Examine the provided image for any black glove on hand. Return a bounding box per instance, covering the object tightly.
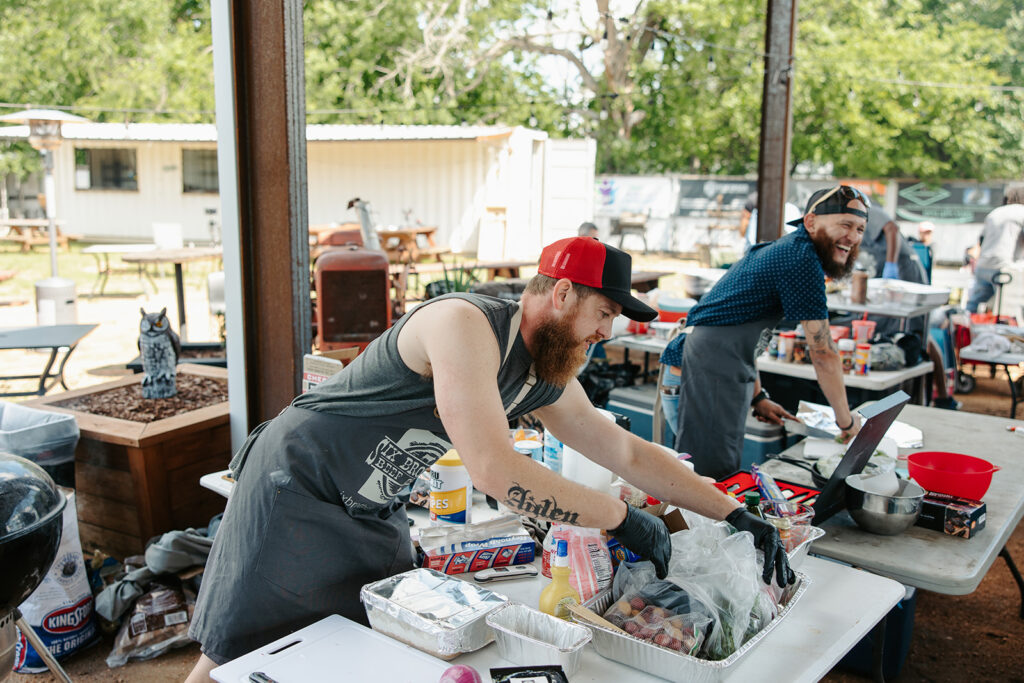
[725,507,796,587]
[609,503,672,579]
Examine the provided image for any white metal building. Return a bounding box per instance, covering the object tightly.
[0,123,596,260]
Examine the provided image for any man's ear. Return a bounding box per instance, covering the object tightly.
[551,278,573,311]
[803,212,816,234]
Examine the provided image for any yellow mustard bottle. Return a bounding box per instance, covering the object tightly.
[539,539,580,620]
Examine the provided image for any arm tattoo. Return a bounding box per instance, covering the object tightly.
[806,321,837,353]
[504,483,580,524]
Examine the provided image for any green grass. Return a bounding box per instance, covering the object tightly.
[0,243,221,300]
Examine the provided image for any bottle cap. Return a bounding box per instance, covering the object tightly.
[744,491,761,506]
[556,539,568,557]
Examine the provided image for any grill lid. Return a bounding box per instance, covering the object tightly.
[0,452,65,543]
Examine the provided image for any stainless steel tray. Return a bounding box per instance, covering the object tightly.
[360,568,507,660]
[577,572,810,683]
[486,603,591,677]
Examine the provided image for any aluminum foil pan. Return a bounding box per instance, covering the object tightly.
[787,525,825,570]
[360,568,507,660]
[485,603,591,677]
[577,572,810,683]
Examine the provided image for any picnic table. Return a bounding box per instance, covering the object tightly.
[0,218,77,252]
[121,246,223,342]
[378,226,449,264]
[0,324,97,397]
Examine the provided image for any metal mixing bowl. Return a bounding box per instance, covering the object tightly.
[844,474,925,536]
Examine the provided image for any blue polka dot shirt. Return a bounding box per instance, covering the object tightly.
[660,226,829,367]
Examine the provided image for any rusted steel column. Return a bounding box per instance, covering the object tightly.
[228,0,310,425]
[756,0,798,243]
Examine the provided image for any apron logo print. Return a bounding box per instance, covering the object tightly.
[362,435,448,501]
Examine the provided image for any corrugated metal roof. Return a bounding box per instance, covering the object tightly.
[0,122,518,143]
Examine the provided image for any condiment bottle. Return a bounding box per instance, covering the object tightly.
[838,338,855,373]
[539,539,580,620]
[743,491,766,519]
[855,343,871,375]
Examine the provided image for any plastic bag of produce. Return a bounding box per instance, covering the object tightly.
[602,579,714,655]
[13,490,99,673]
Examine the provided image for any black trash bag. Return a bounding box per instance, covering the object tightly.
[578,360,641,407]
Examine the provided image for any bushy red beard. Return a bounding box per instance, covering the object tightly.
[812,230,859,280]
[531,305,588,387]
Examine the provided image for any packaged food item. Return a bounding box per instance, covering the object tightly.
[838,338,856,373]
[105,578,195,668]
[429,449,472,525]
[420,515,535,574]
[855,343,871,375]
[778,331,796,362]
[539,540,580,620]
[792,334,808,364]
[489,666,568,683]
[540,527,613,599]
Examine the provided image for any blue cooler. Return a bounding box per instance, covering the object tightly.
[741,413,791,471]
[605,384,673,445]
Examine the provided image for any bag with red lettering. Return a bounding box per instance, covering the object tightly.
[14,490,100,673]
[548,526,613,601]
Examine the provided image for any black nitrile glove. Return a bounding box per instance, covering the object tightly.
[725,507,796,587]
[609,503,671,579]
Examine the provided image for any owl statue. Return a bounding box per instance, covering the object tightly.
[138,307,181,399]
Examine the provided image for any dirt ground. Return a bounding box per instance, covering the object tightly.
[4,256,1023,682]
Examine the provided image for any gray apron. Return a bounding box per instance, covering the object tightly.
[673,318,777,480]
[190,298,554,663]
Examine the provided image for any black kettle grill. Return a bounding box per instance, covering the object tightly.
[0,453,72,682]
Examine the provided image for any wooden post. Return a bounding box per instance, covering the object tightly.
[756,0,798,244]
[219,0,311,426]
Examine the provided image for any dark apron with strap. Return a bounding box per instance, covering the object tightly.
[673,318,777,480]
[190,306,539,663]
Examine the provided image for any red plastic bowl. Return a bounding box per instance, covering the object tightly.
[907,451,1000,500]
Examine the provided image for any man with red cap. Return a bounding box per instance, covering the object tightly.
[185,236,791,681]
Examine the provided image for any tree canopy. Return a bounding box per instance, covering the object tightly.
[0,0,1020,180]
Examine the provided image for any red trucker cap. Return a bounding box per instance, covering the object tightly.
[538,237,657,322]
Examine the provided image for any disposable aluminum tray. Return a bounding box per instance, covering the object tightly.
[360,568,507,660]
[788,525,825,570]
[867,278,950,306]
[485,603,592,677]
[577,572,810,683]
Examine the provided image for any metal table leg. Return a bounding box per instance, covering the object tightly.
[1000,546,1024,619]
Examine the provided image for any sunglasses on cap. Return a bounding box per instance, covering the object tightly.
[807,185,871,218]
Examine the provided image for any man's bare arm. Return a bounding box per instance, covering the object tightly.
[804,318,860,437]
[535,381,740,522]
[400,300,627,529]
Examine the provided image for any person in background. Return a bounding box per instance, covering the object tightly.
[659,186,867,480]
[859,206,960,410]
[965,184,1024,313]
[185,236,792,682]
[578,221,600,238]
[916,221,935,247]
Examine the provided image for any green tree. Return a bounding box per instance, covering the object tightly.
[0,0,214,122]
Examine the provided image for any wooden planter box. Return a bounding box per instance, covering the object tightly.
[27,364,231,559]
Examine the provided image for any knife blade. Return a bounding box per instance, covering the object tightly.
[783,417,836,440]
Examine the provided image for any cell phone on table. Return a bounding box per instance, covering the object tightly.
[474,565,539,583]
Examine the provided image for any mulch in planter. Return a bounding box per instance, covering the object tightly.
[53,375,228,422]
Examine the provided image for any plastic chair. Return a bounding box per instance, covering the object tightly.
[152,223,184,249]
